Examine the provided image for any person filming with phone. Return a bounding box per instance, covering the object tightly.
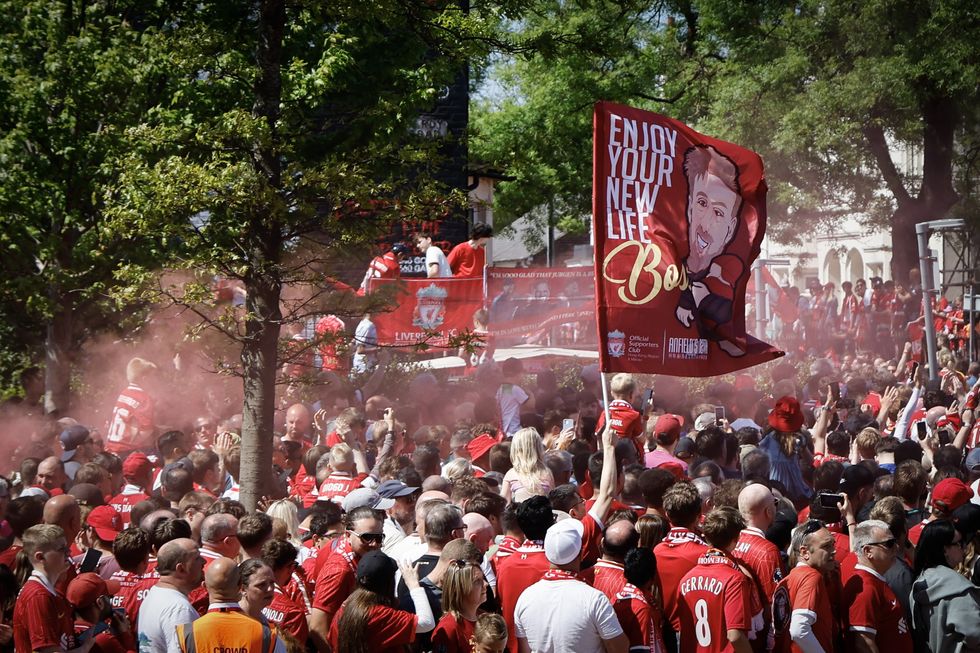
[67,573,135,653]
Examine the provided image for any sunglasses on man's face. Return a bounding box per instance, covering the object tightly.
[866,538,897,550]
[350,530,384,545]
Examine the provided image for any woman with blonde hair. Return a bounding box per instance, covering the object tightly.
[443,458,475,484]
[265,499,302,549]
[431,558,489,653]
[502,428,554,503]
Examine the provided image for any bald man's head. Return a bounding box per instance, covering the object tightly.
[285,404,311,439]
[205,557,241,603]
[156,538,203,591]
[601,518,639,561]
[738,483,776,530]
[43,495,80,542]
[36,457,66,492]
[462,512,494,552]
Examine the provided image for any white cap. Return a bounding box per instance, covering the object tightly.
[694,412,715,432]
[544,517,584,565]
[341,488,394,512]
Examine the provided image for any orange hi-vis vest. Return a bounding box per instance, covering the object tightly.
[176,609,277,653]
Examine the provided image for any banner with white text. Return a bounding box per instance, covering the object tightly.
[592,101,783,375]
[486,267,596,346]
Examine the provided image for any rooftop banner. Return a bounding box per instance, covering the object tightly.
[368,277,483,348]
[486,267,596,346]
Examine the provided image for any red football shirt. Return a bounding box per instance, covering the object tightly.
[732,526,783,602]
[106,384,154,454]
[771,565,834,653]
[907,521,926,546]
[431,613,476,653]
[614,583,666,653]
[843,564,912,653]
[654,527,709,630]
[263,585,309,642]
[447,241,485,278]
[579,509,606,568]
[328,604,416,653]
[0,543,22,569]
[495,541,550,653]
[108,485,150,527]
[312,539,358,623]
[367,252,401,281]
[316,472,368,505]
[290,471,319,508]
[677,550,754,653]
[283,569,312,612]
[13,573,76,653]
[107,569,141,611]
[595,399,644,456]
[592,559,628,603]
[489,535,521,574]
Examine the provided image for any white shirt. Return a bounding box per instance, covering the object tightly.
[137,585,199,653]
[381,516,409,555]
[386,533,426,563]
[496,383,529,436]
[352,317,378,373]
[514,578,623,653]
[425,245,451,278]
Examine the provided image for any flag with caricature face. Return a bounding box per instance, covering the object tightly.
[593,101,783,376]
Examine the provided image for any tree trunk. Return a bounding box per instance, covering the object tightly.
[44,292,73,416]
[890,204,921,286]
[239,275,282,511]
[239,0,286,511]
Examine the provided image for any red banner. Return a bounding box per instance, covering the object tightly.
[368,277,484,348]
[486,267,596,345]
[593,101,783,376]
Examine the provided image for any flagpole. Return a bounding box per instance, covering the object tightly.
[600,372,611,428]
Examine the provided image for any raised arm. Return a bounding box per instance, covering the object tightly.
[591,424,619,524]
[893,382,922,441]
[812,387,837,457]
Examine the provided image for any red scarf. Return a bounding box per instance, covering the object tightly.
[697,548,741,569]
[664,527,706,546]
[542,568,580,582]
[615,582,650,605]
[518,539,545,550]
[334,538,358,572]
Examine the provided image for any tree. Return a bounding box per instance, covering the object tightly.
[108,0,510,509]
[0,1,171,412]
[691,0,978,283]
[473,0,979,282]
[472,0,695,236]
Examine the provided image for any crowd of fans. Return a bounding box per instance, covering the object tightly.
[3,330,980,653]
[767,269,976,369]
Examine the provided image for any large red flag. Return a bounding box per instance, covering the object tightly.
[593,101,783,376]
[368,277,484,348]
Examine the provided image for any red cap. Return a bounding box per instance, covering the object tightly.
[87,505,123,542]
[931,478,974,514]
[66,572,121,609]
[768,396,804,433]
[658,461,687,480]
[467,434,497,462]
[122,452,153,480]
[653,414,682,444]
